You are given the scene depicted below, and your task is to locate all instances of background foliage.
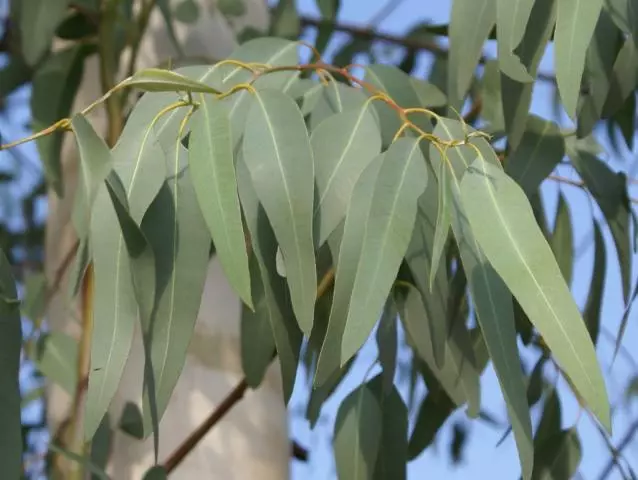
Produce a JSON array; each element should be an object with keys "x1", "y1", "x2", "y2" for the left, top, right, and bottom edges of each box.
[{"x1": 1, "y1": 0, "x2": 638, "y2": 478}]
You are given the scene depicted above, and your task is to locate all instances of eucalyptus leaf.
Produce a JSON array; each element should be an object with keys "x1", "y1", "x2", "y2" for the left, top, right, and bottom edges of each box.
[
  {"x1": 20, "y1": 0, "x2": 71, "y2": 65},
  {"x1": 376, "y1": 298, "x2": 398, "y2": 395},
  {"x1": 550, "y1": 193, "x2": 574, "y2": 286},
  {"x1": 36, "y1": 332, "x2": 78, "y2": 394},
  {"x1": 496, "y1": 0, "x2": 535, "y2": 82},
  {"x1": 584, "y1": 220, "x2": 606, "y2": 344}
]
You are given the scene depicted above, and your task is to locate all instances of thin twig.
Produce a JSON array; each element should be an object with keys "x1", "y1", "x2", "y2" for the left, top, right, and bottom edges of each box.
[{"x1": 597, "y1": 418, "x2": 638, "y2": 480}]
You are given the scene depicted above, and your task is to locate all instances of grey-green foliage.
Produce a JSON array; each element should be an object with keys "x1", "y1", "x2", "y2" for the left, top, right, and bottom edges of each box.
[{"x1": 9, "y1": 0, "x2": 638, "y2": 475}]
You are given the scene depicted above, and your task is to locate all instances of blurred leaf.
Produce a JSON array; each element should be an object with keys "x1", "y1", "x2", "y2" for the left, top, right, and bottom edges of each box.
[
  {"x1": 367, "y1": 376, "x2": 408, "y2": 480},
  {"x1": 567, "y1": 143, "x2": 631, "y2": 304},
  {"x1": 602, "y1": 37, "x2": 638, "y2": 117},
  {"x1": 156, "y1": 0, "x2": 185, "y2": 57},
  {"x1": 237, "y1": 155, "x2": 302, "y2": 402},
  {"x1": 119, "y1": 402, "x2": 144, "y2": 439},
  {"x1": 32, "y1": 45, "x2": 88, "y2": 196},
  {"x1": 448, "y1": 0, "x2": 496, "y2": 102},
  {"x1": 333, "y1": 385, "x2": 382, "y2": 480},
  {"x1": 174, "y1": 0, "x2": 199, "y2": 23},
  {"x1": 218, "y1": 0, "x2": 246, "y2": 16},
  {"x1": 460, "y1": 157, "x2": 610, "y2": 432},
  {"x1": 311, "y1": 104, "x2": 382, "y2": 247},
  {"x1": 20, "y1": 0, "x2": 71, "y2": 65},
  {"x1": 0, "y1": 250, "x2": 24, "y2": 479},
  {"x1": 432, "y1": 118, "x2": 533, "y2": 479},
  {"x1": 531, "y1": 428, "x2": 581, "y2": 479},
  {"x1": 306, "y1": 358, "x2": 354, "y2": 427},
  {"x1": 605, "y1": 0, "x2": 638, "y2": 40},
  {"x1": 48, "y1": 443, "x2": 109, "y2": 480},
  {"x1": 535, "y1": 388, "x2": 562, "y2": 447},
  {"x1": 450, "y1": 422, "x2": 468, "y2": 464},
  {"x1": 408, "y1": 391, "x2": 454, "y2": 459},
  {"x1": 554, "y1": 0, "x2": 604, "y2": 119},
  {"x1": 190, "y1": 95, "x2": 252, "y2": 307},
  {"x1": 56, "y1": 11, "x2": 98, "y2": 39},
  {"x1": 90, "y1": 414, "x2": 112, "y2": 480},
  {"x1": 143, "y1": 466, "x2": 168, "y2": 480},
  {"x1": 35, "y1": 332, "x2": 78, "y2": 394},
  {"x1": 625, "y1": 377, "x2": 638, "y2": 404},
  {"x1": 22, "y1": 272, "x2": 47, "y2": 324},
  {"x1": 584, "y1": 220, "x2": 606, "y2": 344},
  {"x1": 317, "y1": 0, "x2": 341, "y2": 18},
  {"x1": 496, "y1": 0, "x2": 535, "y2": 82},
  {"x1": 550, "y1": 193, "x2": 574, "y2": 286},
  {"x1": 481, "y1": 60, "x2": 505, "y2": 130},
  {"x1": 527, "y1": 357, "x2": 547, "y2": 408},
  {"x1": 270, "y1": 0, "x2": 300, "y2": 39},
  {"x1": 242, "y1": 89, "x2": 316, "y2": 335},
  {"x1": 0, "y1": 57, "x2": 32, "y2": 99},
  {"x1": 376, "y1": 298, "x2": 398, "y2": 395},
  {"x1": 502, "y1": 0, "x2": 557, "y2": 149},
  {"x1": 611, "y1": 91, "x2": 636, "y2": 151},
  {"x1": 505, "y1": 115, "x2": 565, "y2": 195}
]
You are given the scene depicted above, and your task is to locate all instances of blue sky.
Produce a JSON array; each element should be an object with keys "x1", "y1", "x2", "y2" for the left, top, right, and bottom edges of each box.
[{"x1": 288, "y1": 1, "x2": 638, "y2": 479}]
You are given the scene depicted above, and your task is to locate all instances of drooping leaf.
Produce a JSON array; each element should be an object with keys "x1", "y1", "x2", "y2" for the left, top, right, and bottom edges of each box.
[
  {"x1": 567, "y1": 143, "x2": 631, "y2": 303},
  {"x1": 21, "y1": 272, "x2": 47, "y2": 326},
  {"x1": 35, "y1": 332, "x2": 78, "y2": 394},
  {"x1": 584, "y1": 220, "x2": 606, "y2": 345},
  {"x1": 123, "y1": 68, "x2": 221, "y2": 94},
  {"x1": 459, "y1": 157, "x2": 610, "y2": 431},
  {"x1": 602, "y1": 37, "x2": 638, "y2": 117},
  {"x1": 605, "y1": 0, "x2": 638, "y2": 41},
  {"x1": 315, "y1": 155, "x2": 384, "y2": 385},
  {"x1": 236, "y1": 155, "x2": 303, "y2": 402},
  {"x1": 90, "y1": 414, "x2": 112, "y2": 480},
  {"x1": 0, "y1": 249, "x2": 22, "y2": 479},
  {"x1": 431, "y1": 158, "x2": 452, "y2": 290},
  {"x1": 501, "y1": 0, "x2": 557, "y2": 149},
  {"x1": 270, "y1": 0, "x2": 300, "y2": 39},
  {"x1": 242, "y1": 89, "x2": 316, "y2": 335},
  {"x1": 142, "y1": 465, "x2": 168, "y2": 480},
  {"x1": 448, "y1": 0, "x2": 496, "y2": 102},
  {"x1": 531, "y1": 428, "x2": 582, "y2": 479},
  {"x1": 432, "y1": 118, "x2": 533, "y2": 479},
  {"x1": 554, "y1": 0, "x2": 604, "y2": 119},
  {"x1": 190, "y1": 95, "x2": 252, "y2": 307},
  {"x1": 32, "y1": 45, "x2": 88, "y2": 196},
  {"x1": 550, "y1": 193, "x2": 574, "y2": 286},
  {"x1": 375, "y1": 297, "x2": 398, "y2": 395},
  {"x1": 481, "y1": 60, "x2": 505, "y2": 131},
  {"x1": 311, "y1": 105, "x2": 382, "y2": 247},
  {"x1": 408, "y1": 391, "x2": 455, "y2": 459},
  {"x1": 118, "y1": 402, "x2": 144, "y2": 440},
  {"x1": 496, "y1": 0, "x2": 535, "y2": 81},
  {"x1": 367, "y1": 376, "x2": 408, "y2": 480},
  {"x1": 20, "y1": 0, "x2": 71, "y2": 65},
  {"x1": 505, "y1": 115, "x2": 565, "y2": 195},
  {"x1": 333, "y1": 386, "x2": 382, "y2": 480}
]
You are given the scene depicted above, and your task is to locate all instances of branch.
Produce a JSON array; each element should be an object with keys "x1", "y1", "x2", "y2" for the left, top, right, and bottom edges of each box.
[{"x1": 597, "y1": 418, "x2": 638, "y2": 480}]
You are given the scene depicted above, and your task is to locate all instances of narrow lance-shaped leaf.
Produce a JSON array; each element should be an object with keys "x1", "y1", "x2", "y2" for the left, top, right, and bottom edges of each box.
[
  {"x1": 35, "y1": 332, "x2": 78, "y2": 395},
  {"x1": 340, "y1": 138, "x2": 428, "y2": 371},
  {"x1": 496, "y1": 0, "x2": 535, "y2": 81},
  {"x1": 315, "y1": 155, "x2": 385, "y2": 385},
  {"x1": 242, "y1": 89, "x2": 317, "y2": 335},
  {"x1": 584, "y1": 220, "x2": 606, "y2": 344},
  {"x1": 20, "y1": 0, "x2": 71, "y2": 65},
  {"x1": 0, "y1": 249, "x2": 22, "y2": 478},
  {"x1": 531, "y1": 428, "x2": 582, "y2": 479},
  {"x1": 236, "y1": 154, "x2": 303, "y2": 402},
  {"x1": 311, "y1": 105, "x2": 382, "y2": 247},
  {"x1": 376, "y1": 297, "x2": 398, "y2": 395},
  {"x1": 459, "y1": 157, "x2": 610, "y2": 431},
  {"x1": 550, "y1": 193, "x2": 574, "y2": 286},
  {"x1": 190, "y1": 95, "x2": 252, "y2": 307},
  {"x1": 333, "y1": 386, "x2": 382, "y2": 480},
  {"x1": 123, "y1": 68, "x2": 221, "y2": 94},
  {"x1": 554, "y1": 0, "x2": 604, "y2": 119},
  {"x1": 430, "y1": 158, "x2": 452, "y2": 290},
  {"x1": 432, "y1": 118, "x2": 533, "y2": 479}
]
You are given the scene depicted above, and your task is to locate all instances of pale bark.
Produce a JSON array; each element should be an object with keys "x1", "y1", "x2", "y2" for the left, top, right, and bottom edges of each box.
[{"x1": 45, "y1": 2, "x2": 290, "y2": 478}]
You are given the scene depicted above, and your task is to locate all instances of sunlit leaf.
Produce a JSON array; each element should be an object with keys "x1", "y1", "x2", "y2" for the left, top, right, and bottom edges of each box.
[
  {"x1": 311, "y1": 104, "x2": 382, "y2": 247},
  {"x1": 459, "y1": 157, "x2": 610, "y2": 431},
  {"x1": 190, "y1": 95, "x2": 252, "y2": 307},
  {"x1": 333, "y1": 385, "x2": 382, "y2": 480},
  {"x1": 242, "y1": 89, "x2": 316, "y2": 335},
  {"x1": 554, "y1": 0, "x2": 604, "y2": 119}
]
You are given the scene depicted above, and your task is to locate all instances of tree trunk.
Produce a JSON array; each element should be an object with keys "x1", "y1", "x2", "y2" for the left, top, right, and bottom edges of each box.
[{"x1": 44, "y1": 2, "x2": 290, "y2": 478}]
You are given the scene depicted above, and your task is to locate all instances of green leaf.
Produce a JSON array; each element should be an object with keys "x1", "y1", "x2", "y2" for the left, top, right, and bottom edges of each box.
[
  {"x1": 236, "y1": 155, "x2": 302, "y2": 402},
  {"x1": 567, "y1": 144, "x2": 631, "y2": 303},
  {"x1": 431, "y1": 159, "x2": 452, "y2": 290},
  {"x1": 396, "y1": 284, "x2": 481, "y2": 413},
  {"x1": 532, "y1": 428, "x2": 582, "y2": 480},
  {"x1": 119, "y1": 402, "x2": 144, "y2": 439},
  {"x1": 367, "y1": 376, "x2": 408, "y2": 480},
  {"x1": 333, "y1": 386, "x2": 382, "y2": 480},
  {"x1": 448, "y1": 0, "x2": 496, "y2": 101},
  {"x1": 143, "y1": 465, "x2": 168, "y2": 480},
  {"x1": 550, "y1": 193, "x2": 574, "y2": 286},
  {"x1": 375, "y1": 298, "x2": 398, "y2": 395},
  {"x1": 56, "y1": 11, "x2": 98, "y2": 40},
  {"x1": 496, "y1": 0, "x2": 535, "y2": 82},
  {"x1": 431, "y1": 119, "x2": 533, "y2": 479},
  {"x1": 90, "y1": 414, "x2": 112, "y2": 479},
  {"x1": 309, "y1": 80, "x2": 371, "y2": 131},
  {"x1": 22, "y1": 272, "x2": 47, "y2": 325},
  {"x1": 317, "y1": 0, "x2": 341, "y2": 18},
  {"x1": 48, "y1": 443, "x2": 109, "y2": 480},
  {"x1": 32, "y1": 45, "x2": 88, "y2": 196},
  {"x1": 481, "y1": 60, "x2": 505, "y2": 131},
  {"x1": 505, "y1": 115, "x2": 565, "y2": 195},
  {"x1": 411, "y1": 78, "x2": 447, "y2": 108},
  {"x1": 20, "y1": 0, "x2": 71, "y2": 65},
  {"x1": 459, "y1": 157, "x2": 610, "y2": 431},
  {"x1": 554, "y1": 0, "x2": 604, "y2": 119},
  {"x1": 190, "y1": 95, "x2": 252, "y2": 307},
  {"x1": 501, "y1": 0, "x2": 557, "y2": 149},
  {"x1": 70, "y1": 114, "x2": 114, "y2": 238},
  {"x1": 584, "y1": 220, "x2": 606, "y2": 344},
  {"x1": 311, "y1": 105, "x2": 382, "y2": 247},
  {"x1": 602, "y1": 37, "x2": 638, "y2": 117},
  {"x1": 270, "y1": 0, "x2": 300, "y2": 39},
  {"x1": 315, "y1": 155, "x2": 384, "y2": 385},
  {"x1": 0, "y1": 249, "x2": 22, "y2": 479},
  {"x1": 0, "y1": 57, "x2": 32, "y2": 99},
  {"x1": 35, "y1": 332, "x2": 78, "y2": 394},
  {"x1": 124, "y1": 68, "x2": 221, "y2": 94},
  {"x1": 408, "y1": 391, "x2": 454, "y2": 459},
  {"x1": 605, "y1": 0, "x2": 638, "y2": 40},
  {"x1": 218, "y1": 0, "x2": 246, "y2": 16},
  {"x1": 173, "y1": 0, "x2": 199, "y2": 23},
  {"x1": 242, "y1": 89, "x2": 316, "y2": 335}
]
